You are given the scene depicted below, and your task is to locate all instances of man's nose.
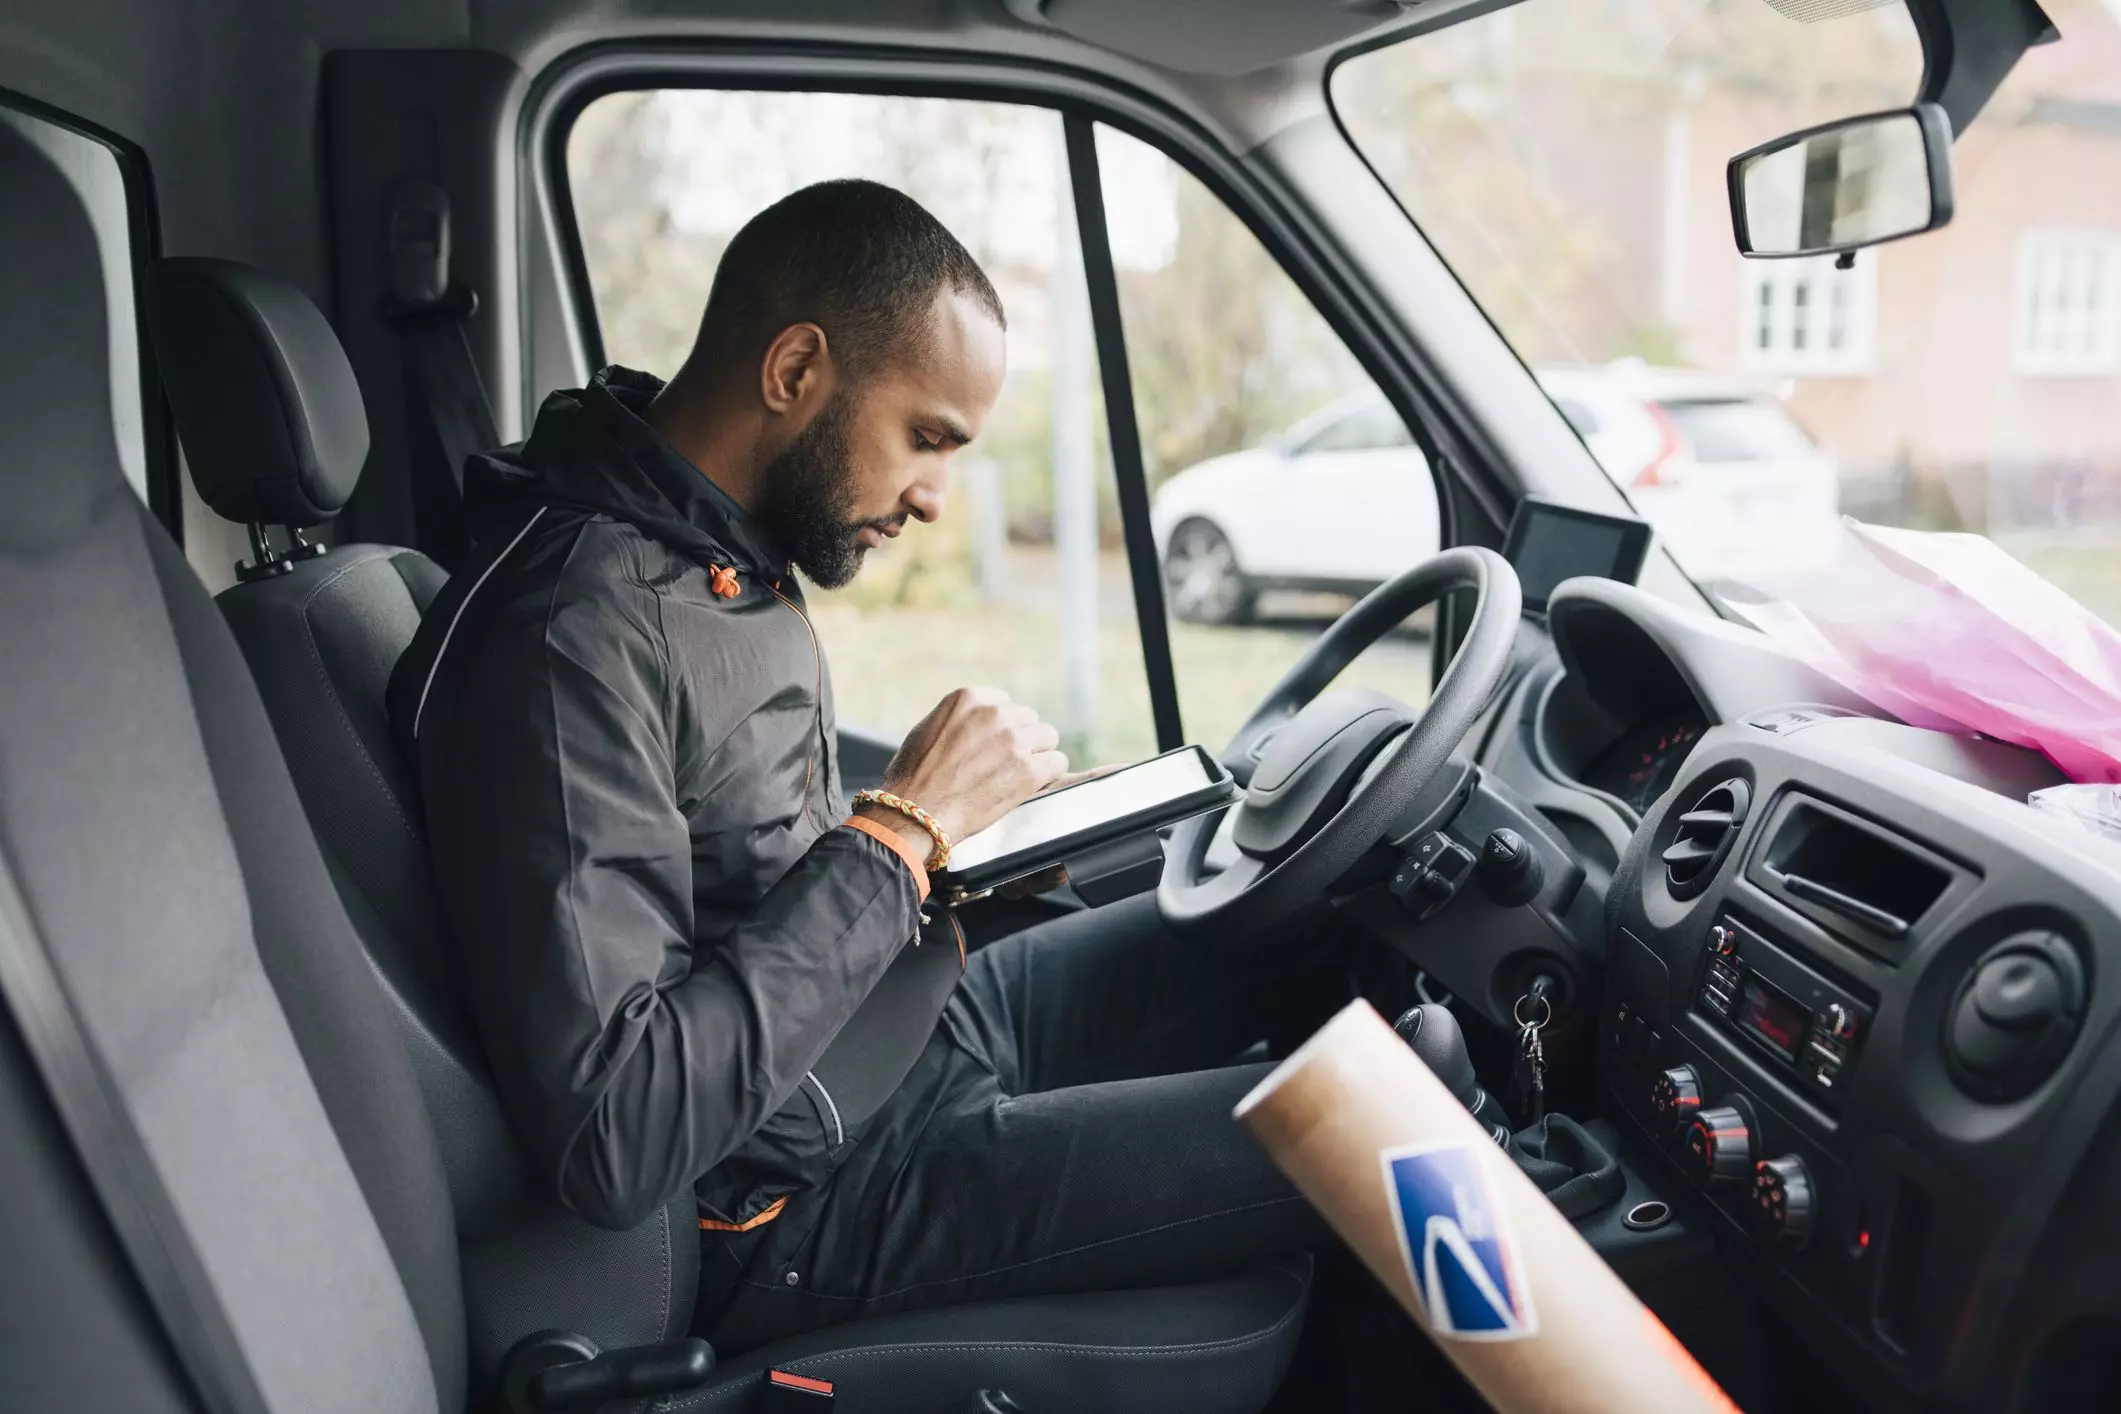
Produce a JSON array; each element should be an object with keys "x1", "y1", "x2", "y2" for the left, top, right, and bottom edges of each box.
[{"x1": 904, "y1": 475, "x2": 947, "y2": 524}]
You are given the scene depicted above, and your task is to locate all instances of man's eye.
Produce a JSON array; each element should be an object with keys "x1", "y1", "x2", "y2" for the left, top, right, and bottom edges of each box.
[{"x1": 913, "y1": 430, "x2": 942, "y2": 452}]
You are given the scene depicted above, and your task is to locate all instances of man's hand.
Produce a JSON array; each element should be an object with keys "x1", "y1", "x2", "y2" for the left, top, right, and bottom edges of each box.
[{"x1": 863, "y1": 687, "x2": 1067, "y2": 849}]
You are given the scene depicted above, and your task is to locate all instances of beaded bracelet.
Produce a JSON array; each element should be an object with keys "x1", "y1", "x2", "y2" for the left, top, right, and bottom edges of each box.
[{"x1": 850, "y1": 788, "x2": 953, "y2": 872}]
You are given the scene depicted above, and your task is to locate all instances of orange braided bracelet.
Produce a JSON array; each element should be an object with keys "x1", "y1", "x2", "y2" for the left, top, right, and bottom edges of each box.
[{"x1": 850, "y1": 788, "x2": 953, "y2": 872}]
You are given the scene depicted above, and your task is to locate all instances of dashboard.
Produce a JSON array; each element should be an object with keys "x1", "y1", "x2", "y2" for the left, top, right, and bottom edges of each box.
[
  {"x1": 1468, "y1": 576, "x2": 2121, "y2": 1412},
  {"x1": 1578, "y1": 713, "x2": 1706, "y2": 815}
]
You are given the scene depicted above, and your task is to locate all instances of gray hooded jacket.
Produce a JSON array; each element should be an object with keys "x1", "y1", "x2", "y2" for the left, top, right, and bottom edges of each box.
[{"x1": 388, "y1": 367, "x2": 961, "y2": 1232}]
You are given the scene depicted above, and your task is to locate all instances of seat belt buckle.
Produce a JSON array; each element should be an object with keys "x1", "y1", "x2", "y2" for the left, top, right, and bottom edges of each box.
[{"x1": 757, "y1": 1369, "x2": 834, "y2": 1410}]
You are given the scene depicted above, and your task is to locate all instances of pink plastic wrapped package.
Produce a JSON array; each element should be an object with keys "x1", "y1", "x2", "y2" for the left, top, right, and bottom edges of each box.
[{"x1": 1716, "y1": 521, "x2": 2121, "y2": 784}]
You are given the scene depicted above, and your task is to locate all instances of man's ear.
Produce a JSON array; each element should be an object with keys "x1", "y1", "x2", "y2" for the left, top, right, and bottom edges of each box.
[{"x1": 759, "y1": 322, "x2": 833, "y2": 415}]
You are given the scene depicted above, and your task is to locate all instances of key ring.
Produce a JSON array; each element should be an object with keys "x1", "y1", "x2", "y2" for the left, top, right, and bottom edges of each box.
[{"x1": 1513, "y1": 992, "x2": 1553, "y2": 1033}]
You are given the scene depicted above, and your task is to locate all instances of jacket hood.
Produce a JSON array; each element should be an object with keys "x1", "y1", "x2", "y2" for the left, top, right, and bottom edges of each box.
[{"x1": 462, "y1": 366, "x2": 788, "y2": 576}]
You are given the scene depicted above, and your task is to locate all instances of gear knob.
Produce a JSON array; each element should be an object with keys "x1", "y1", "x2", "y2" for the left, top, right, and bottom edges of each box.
[{"x1": 1391, "y1": 1002, "x2": 1480, "y2": 1111}]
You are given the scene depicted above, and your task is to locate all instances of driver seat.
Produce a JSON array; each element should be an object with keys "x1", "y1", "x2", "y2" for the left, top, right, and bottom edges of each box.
[{"x1": 106, "y1": 242, "x2": 1310, "y2": 1409}]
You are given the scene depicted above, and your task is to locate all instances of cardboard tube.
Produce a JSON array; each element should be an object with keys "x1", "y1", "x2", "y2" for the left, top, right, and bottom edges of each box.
[{"x1": 1237, "y1": 999, "x2": 1739, "y2": 1414}]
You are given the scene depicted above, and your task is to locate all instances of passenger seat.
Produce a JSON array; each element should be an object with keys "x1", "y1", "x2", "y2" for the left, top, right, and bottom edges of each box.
[{"x1": 143, "y1": 256, "x2": 705, "y2": 1380}]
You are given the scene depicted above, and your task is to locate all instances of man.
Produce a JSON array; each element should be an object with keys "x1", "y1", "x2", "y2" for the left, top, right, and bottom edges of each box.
[{"x1": 391, "y1": 179, "x2": 1339, "y2": 1350}]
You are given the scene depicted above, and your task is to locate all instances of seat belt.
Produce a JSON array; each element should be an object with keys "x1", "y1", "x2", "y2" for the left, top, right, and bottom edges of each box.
[
  {"x1": 382, "y1": 175, "x2": 498, "y2": 573},
  {"x1": 0, "y1": 849, "x2": 275, "y2": 1414}
]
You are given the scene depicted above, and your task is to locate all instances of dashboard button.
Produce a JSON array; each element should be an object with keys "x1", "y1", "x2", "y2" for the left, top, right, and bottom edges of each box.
[
  {"x1": 1750, "y1": 1155, "x2": 1815, "y2": 1249},
  {"x1": 1803, "y1": 1041, "x2": 1845, "y2": 1092},
  {"x1": 1708, "y1": 924, "x2": 1738, "y2": 959},
  {"x1": 1651, "y1": 1065, "x2": 1703, "y2": 1130},
  {"x1": 1821, "y1": 1002, "x2": 1859, "y2": 1042},
  {"x1": 1390, "y1": 835, "x2": 1476, "y2": 922},
  {"x1": 1685, "y1": 1105, "x2": 1751, "y2": 1187}
]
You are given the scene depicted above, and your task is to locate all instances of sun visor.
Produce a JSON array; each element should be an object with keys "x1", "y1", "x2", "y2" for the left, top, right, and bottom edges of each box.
[{"x1": 1032, "y1": 0, "x2": 1409, "y2": 75}]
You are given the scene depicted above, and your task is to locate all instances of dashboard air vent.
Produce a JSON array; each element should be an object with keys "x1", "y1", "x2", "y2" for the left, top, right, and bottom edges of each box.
[{"x1": 1664, "y1": 778, "x2": 1751, "y2": 898}]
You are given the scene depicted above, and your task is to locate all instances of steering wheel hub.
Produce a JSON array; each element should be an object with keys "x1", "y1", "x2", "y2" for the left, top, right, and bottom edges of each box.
[{"x1": 1233, "y1": 691, "x2": 1415, "y2": 859}]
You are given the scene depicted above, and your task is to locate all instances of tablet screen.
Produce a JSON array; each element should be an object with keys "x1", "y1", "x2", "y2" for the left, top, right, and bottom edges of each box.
[{"x1": 947, "y1": 747, "x2": 1222, "y2": 874}]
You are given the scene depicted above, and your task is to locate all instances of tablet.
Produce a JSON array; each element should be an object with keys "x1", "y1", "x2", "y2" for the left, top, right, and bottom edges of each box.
[{"x1": 936, "y1": 744, "x2": 1237, "y2": 895}]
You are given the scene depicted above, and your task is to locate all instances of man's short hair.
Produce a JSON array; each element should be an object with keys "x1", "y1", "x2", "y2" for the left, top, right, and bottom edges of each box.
[{"x1": 692, "y1": 179, "x2": 1005, "y2": 384}]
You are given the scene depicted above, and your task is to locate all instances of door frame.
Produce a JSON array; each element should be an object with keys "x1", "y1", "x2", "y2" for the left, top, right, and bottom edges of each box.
[{"x1": 521, "y1": 42, "x2": 1496, "y2": 747}]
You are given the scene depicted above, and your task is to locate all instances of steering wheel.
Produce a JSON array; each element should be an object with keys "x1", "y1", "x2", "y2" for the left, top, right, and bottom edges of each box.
[{"x1": 1158, "y1": 546, "x2": 1522, "y2": 933}]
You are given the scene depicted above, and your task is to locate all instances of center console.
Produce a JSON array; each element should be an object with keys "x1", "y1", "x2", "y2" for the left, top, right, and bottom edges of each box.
[
  {"x1": 1609, "y1": 909, "x2": 1882, "y2": 1326},
  {"x1": 1600, "y1": 719, "x2": 2119, "y2": 1412}
]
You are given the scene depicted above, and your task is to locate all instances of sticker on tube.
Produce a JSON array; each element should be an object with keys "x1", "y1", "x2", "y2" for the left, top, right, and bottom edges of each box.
[{"x1": 1380, "y1": 1139, "x2": 1538, "y2": 1341}]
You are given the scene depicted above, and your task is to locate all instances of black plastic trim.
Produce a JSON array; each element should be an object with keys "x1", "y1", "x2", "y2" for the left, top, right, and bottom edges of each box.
[
  {"x1": 1061, "y1": 112, "x2": 1182, "y2": 751},
  {"x1": 1907, "y1": 0, "x2": 2059, "y2": 136}
]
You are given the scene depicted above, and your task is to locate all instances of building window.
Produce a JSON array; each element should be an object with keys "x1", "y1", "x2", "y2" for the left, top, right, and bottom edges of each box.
[
  {"x1": 2014, "y1": 230, "x2": 2120, "y2": 377},
  {"x1": 1740, "y1": 255, "x2": 1875, "y2": 376}
]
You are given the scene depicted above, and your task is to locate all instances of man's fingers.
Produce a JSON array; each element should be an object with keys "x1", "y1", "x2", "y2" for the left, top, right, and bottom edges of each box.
[
  {"x1": 1014, "y1": 721, "x2": 1061, "y2": 756},
  {"x1": 950, "y1": 685, "x2": 1012, "y2": 712},
  {"x1": 995, "y1": 701, "x2": 1042, "y2": 731},
  {"x1": 1025, "y1": 748, "x2": 1070, "y2": 786}
]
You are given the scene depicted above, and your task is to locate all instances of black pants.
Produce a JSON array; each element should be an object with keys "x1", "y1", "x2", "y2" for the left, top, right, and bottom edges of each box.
[{"x1": 703, "y1": 892, "x2": 1343, "y2": 1352}]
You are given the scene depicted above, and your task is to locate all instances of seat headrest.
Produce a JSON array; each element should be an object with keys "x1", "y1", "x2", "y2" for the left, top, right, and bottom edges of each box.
[
  {"x1": 0, "y1": 116, "x2": 127, "y2": 552},
  {"x1": 145, "y1": 257, "x2": 369, "y2": 528}
]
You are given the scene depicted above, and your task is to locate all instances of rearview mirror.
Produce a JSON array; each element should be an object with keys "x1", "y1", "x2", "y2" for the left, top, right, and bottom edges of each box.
[{"x1": 1728, "y1": 104, "x2": 1954, "y2": 258}]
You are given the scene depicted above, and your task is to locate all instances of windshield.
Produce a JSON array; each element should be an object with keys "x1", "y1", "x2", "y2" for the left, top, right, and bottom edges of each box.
[
  {"x1": 1333, "y1": 0, "x2": 2121, "y2": 627},
  {"x1": 1659, "y1": 400, "x2": 1816, "y2": 463}
]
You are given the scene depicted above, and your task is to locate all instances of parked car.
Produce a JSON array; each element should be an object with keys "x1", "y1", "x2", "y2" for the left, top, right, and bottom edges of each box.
[
  {"x1": 1152, "y1": 366, "x2": 1838, "y2": 622},
  {"x1": 1151, "y1": 393, "x2": 1441, "y2": 624},
  {"x1": 1538, "y1": 362, "x2": 1841, "y2": 587}
]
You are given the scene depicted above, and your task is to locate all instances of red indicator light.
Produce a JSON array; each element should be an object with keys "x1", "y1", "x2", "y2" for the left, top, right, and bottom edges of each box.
[{"x1": 1857, "y1": 1229, "x2": 1871, "y2": 1250}]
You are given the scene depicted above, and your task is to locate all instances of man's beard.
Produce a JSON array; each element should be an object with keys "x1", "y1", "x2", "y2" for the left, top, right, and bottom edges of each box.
[{"x1": 756, "y1": 396, "x2": 899, "y2": 590}]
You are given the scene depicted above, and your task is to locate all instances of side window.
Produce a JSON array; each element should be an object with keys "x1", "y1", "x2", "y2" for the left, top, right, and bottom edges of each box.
[
  {"x1": 0, "y1": 104, "x2": 151, "y2": 507},
  {"x1": 568, "y1": 92, "x2": 1155, "y2": 763},
  {"x1": 1299, "y1": 399, "x2": 1416, "y2": 455},
  {"x1": 1095, "y1": 126, "x2": 1440, "y2": 754}
]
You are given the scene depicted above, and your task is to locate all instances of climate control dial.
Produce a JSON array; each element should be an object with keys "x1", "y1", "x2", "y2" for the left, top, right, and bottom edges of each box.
[
  {"x1": 1684, "y1": 1104, "x2": 1751, "y2": 1187},
  {"x1": 1750, "y1": 1154, "x2": 1815, "y2": 1249},
  {"x1": 1651, "y1": 1065, "x2": 1703, "y2": 1131}
]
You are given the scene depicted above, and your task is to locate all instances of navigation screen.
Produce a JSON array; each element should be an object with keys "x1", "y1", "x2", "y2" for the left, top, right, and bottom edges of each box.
[
  {"x1": 1735, "y1": 975, "x2": 1807, "y2": 1062},
  {"x1": 1500, "y1": 497, "x2": 1653, "y2": 611}
]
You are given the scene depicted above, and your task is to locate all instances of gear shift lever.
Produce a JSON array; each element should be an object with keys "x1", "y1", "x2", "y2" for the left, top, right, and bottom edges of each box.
[
  {"x1": 1392, "y1": 1003, "x2": 1509, "y2": 1144},
  {"x1": 1390, "y1": 1003, "x2": 1627, "y2": 1214}
]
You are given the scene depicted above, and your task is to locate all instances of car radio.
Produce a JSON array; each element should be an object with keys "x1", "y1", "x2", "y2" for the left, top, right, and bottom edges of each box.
[{"x1": 1694, "y1": 915, "x2": 1870, "y2": 1107}]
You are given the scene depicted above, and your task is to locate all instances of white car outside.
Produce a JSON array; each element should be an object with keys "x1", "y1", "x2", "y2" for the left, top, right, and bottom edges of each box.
[
  {"x1": 1537, "y1": 362, "x2": 1841, "y2": 588},
  {"x1": 1150, "y1": 366, "x2": 1839, "y2": 623},
  {"x1": 1150, "y1": 393, "x2": 1440, "y2": 624}
]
